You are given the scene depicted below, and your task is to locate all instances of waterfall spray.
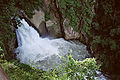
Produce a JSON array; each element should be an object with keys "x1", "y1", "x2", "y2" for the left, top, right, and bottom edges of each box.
[{"x1": 15, "y1": 19, "x2": 89, "y2": 70}]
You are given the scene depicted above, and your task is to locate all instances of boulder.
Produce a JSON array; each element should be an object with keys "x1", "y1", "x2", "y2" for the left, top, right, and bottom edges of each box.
[
  {"x1": 46, "y1": 20, "x2": 62, "y2": 38},
  {"x1": 30, "y1": 9, "x2": 45, "y2": 28},
  {"x1": 46, "y1": 19, "x2": 81, "y2": 39},
  {"x1": 63, "y1": 19, "x2": 80, "y2": 40},
  {"x1": 30, "y1": 9, "x2": 48, "y2": 36}
]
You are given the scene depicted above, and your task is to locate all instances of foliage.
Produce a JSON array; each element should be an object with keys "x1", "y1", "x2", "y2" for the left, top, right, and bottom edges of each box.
[
  {"x1": 45, "y1": 11, "x2": 51, "y2": 21},
  {"x1": 0, "y1": 59, "x2": 46, "y2": 80},
  {"x1": 44, "y1": 55, "x2": 100, "y2": 80},
  {"x1": 0, "y1": 55, "x2": 100, "y2": 80},
  {"x1": 0, "y1": 46, "x2": 5, "y2": 59},
  {"x1": 58, "y1": 0, "x2": 95, "y2": 34}
]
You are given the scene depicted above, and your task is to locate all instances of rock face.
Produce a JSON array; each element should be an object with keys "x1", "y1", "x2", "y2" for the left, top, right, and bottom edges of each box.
[
  {"x1": 30, "y1": 8, "x2": 81, "y2": 39},
  {"x1": 64, "y1": 27, "x2": 80, "y2": 40},
  {"x1": 46, "y1": 20, "x2": 61, "y2": 38},
  {"x1": 63, "y1": 19, "x2": 80, "y2": 40},
  {"x1": 88, "y1": 0, "x2": 120, "y2": 79},
  {"x1": 29, "y1": 1, "x2": 81, "y2": 40},
  {"x1": 30, "y1": 9, "x2": 45, "y2": 28},
  {"x1": 30, "y1": 9, "x2": 48, "y2": 36},
  {"x1": 30, "y1": 9, "x2": 62, "y2": 38},
  {"x1": 45, "y1": 19, "x2": 80, "y2": 39}
]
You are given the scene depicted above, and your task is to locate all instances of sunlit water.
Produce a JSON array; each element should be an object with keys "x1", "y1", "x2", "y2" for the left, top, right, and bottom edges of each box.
[{"x1": 15, "y1": 19, "x2": 107, "y2": 80}]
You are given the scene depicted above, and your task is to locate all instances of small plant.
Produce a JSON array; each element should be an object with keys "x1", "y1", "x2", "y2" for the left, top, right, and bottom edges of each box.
[{"x1": 0, "y1": 46, "x2": 4, "y2": 59}]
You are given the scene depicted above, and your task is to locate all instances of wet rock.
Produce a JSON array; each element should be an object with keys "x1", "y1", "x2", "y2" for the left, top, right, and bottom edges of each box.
[
  {"x1": 30, "y1": 9, "x2": 45, "y2": 28},
  {"x1": 46, "y1": 20, "x2": 62, "y2": 38},
  {"x1": 30, "y1": 9, "x2": 48, "y2": 36}
]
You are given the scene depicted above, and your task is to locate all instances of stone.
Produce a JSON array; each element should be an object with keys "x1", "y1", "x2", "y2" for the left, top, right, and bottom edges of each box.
[
  {"x1": 63, "y1": 19, "x2": 80, "y2": 40},
  {"x1": 46, "y1": 20, "x2": 62, "y2": 38},
  {"x1": 30, "y1": 9, "x2": 49, "y2": 36},
  {"x1": 64, "y1": 27, "x2": 80, "y2": 40},
  {"x1": 30, "y1": 9, "x2": 45, "y2": 28}
]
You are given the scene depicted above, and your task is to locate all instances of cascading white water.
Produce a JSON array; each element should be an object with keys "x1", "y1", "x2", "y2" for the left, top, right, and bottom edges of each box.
[
  {"x1": 15, "y1": 19, "x2": 107, "y2": 80},
  {"x1": 15, "y1": 19, "x2": 90, "y2": 70}
]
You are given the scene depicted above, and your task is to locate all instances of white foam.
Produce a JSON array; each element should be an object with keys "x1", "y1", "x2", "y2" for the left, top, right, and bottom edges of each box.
[{"x1": 15, "y1": 19, "x2": 89, "y2": 70}]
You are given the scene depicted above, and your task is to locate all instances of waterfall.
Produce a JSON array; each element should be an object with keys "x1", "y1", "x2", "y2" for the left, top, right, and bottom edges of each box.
[
  {"x1": 15, "y1": 19, "x2": 90, "y2": 70},
  {"x1": 14, "y1": 19, "x2": 108, "y2": 80}
]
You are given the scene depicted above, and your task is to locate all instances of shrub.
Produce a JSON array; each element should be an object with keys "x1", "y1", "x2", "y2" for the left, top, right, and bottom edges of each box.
[
  {"x1": 1, "y1": 55, "x2": 100, "y2": 80},
  {"x1": 45, "y1": 55, "x2": 100, "y2": 80}
]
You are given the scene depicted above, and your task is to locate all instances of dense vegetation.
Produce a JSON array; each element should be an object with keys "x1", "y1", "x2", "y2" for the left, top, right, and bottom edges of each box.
[
  {"x1": 1, "y1": 54, "x2": 99, "y2": 80},
  {"x1": 0, "y1": 0, "x2": 120, "y2": 79}
]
